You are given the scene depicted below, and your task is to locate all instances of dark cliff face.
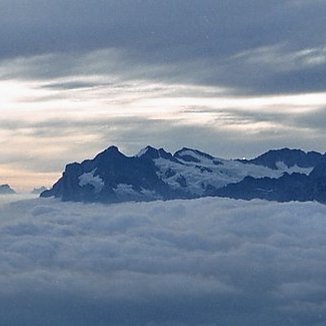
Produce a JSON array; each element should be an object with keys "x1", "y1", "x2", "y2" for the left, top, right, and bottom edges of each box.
[
  {"x1": 41, "y1": 146, "x2": 187, "y2": 203},
  {"x1": 308, "y1": 159, "x2": 326, "y2": 203},
  {"x1": 140, "y1": 146, "x2": 179, "y2": 163},
  {"x1": 216, "y1": 173, "x2": 313, "y2": 202},
  {"x1": 309, "y1": 159, "x2": 326, "y2": 179}
]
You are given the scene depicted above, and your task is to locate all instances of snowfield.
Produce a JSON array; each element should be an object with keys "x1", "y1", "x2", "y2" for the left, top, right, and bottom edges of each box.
[{"x1": 1, "y1": 196, "x2": 326, "y2": 325}]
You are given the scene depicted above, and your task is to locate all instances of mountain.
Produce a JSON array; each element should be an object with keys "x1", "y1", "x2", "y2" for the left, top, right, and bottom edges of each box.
[
  {"x1": 239, "y1": 148, "x2": 324, "y2": 169},
  {"x1": 41, "y1": 146, "x2": 180, "y2": 203},
  {"x1": 217, "y1": 158, "x2": 326, "y2": 203},
  {"x1": 31, "y1": 186, "x2": 48, "y2": 195},
  {"x1": 0, "y1": 184, "x2": 16, "y2": 195},
  {"x1": 41, "y1": 145, "x2": 320, "y2": 203}
]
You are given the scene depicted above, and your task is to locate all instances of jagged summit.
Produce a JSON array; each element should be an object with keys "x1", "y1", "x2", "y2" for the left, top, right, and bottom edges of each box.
[
  {"x1": 94, "y1": 145, "x2": 124, "y2": 159},
  {"x1": 136, "y1": 145, "x2": 157, "y2": 157},
  {"x1": 174, "y1": 147, "x2": 215, "y2": 162},
  {"x1": 41, "y1": 145, "x2": 325, "y2": 204},
  {"x1": 105, "y1": 145, "x2": 120, "y2": 152},
  {"x1": 136, "y1": 145, "x2": 175, "y2": 161}
]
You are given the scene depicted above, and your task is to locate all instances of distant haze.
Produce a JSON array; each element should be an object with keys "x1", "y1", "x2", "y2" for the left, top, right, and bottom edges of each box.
[{"x1": 1, "y1": 1, "x2": 326, "y2": 191}]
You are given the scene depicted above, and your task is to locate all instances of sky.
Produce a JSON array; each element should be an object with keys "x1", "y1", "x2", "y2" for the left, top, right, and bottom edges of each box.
[
  {"x1": 1, "y1": 196, "x2": 326, "y2": 325},
  {"x1": 1, "y1": 0, "x2": 326, "y2": 191}
]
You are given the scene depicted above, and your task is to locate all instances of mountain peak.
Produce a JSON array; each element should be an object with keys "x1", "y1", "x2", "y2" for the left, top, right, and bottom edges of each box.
[
  {"x1": 0, "y1": 184, "x2": 16, "y2": 195},
  {"x1": 136, "y1": 145, "x2": 158, "y2": 158},
  {"x1": 105, "y1": 145, "x2": 120, "y2": 153},
  {"x1": 174, "y1": 147, "x2": 214, "y2": 162},
  {"x1": 93, "y1": 145, "x2": 125, "y2": 161},
  {"x1": 136, "y1": 145, "x2": 177, "y2": 161},
  {"x1": 31, "y1": 186, "x2": 48, "y2": 195}
]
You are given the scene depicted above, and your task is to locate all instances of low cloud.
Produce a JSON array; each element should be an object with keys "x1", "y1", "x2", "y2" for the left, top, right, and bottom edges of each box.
[{"x1": 0, "y1": 197, "x2": 326, "y2": 325}]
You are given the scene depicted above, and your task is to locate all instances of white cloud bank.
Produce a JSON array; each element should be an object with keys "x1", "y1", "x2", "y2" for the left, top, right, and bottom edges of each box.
[{"x1": 1, "y1": 196, "x2": 326, "y2": 325}]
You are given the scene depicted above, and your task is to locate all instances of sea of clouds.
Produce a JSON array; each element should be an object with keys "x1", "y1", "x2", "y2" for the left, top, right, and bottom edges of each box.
[{"x1": 1, "y1": 196, "x2": 326, "y2": 325}]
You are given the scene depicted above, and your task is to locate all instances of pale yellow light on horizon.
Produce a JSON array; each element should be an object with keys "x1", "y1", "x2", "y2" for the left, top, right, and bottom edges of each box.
[{"x1": 0, "y1": 164, "x2": 60, "y2": 193}]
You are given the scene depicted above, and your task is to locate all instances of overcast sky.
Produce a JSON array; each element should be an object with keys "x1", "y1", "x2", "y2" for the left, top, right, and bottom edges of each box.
[{"x1": 1, "y1": 0, "x2": 326, "y2": 191}]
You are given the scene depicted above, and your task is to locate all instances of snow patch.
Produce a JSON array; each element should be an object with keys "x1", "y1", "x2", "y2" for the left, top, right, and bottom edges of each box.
[
  {"x1": 114, "y1": 183, "x2": 138, "y2": 196},
  {"x1": 154, "y1": 154, "x2": 309, "y2": 196},
  {"x1": 275, "y1": 161, "x2": 313, "y2": 174},
  {"x1": 78, "y1": 169, "x2": 104, "y2": 193},
  {"x1": 136, "y1": 146, "x2": 150, "y2": 157}
]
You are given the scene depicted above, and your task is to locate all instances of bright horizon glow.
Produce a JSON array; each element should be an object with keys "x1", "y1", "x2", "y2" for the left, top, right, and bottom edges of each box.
[{"x1": 3, "y1": 78, "x2": 326, "y2": 115}]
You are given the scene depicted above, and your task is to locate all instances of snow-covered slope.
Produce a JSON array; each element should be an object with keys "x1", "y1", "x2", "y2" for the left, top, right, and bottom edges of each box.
[
  {"x1": 41, "y1": 145, "x2": 320, "y2": 203},
  {"x1": 155, "y1": 147, "x2": 313, "y2": 196}
]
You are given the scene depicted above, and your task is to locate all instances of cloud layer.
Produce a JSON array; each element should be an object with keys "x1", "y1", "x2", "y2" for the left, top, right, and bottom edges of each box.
[{"x1": 1, "y1": 196, "x2": 326, "y2": 325}]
